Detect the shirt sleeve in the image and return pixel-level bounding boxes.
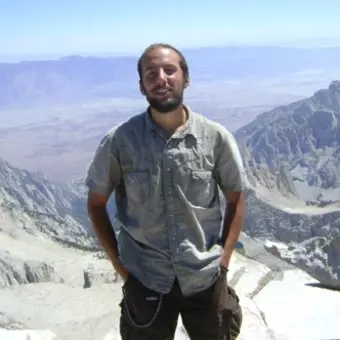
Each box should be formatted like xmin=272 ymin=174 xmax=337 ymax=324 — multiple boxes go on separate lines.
xmin=214 ymin=126 xmax=246 ymax=193
xmin=85 ymin=128 xmax=122 ymax=197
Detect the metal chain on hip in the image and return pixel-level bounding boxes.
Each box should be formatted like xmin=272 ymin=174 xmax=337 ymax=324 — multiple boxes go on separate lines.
xmin=122 ymin=285 xmax=163 ymax=329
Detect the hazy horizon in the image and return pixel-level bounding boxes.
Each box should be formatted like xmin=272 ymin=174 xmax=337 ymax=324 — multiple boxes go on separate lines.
xmin=1 ymin=39 xmax=340 ymax=63
xmin=2 ymin=0 xmax=340 ymax=62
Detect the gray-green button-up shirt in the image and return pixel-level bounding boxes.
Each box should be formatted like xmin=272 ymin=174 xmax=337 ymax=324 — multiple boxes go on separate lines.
xmin=85 ymin=106 xmax=245 ymax=296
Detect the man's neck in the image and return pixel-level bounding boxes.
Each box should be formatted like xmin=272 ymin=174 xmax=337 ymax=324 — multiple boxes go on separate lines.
xmin=149 ymin=105 xmax=188 ymax=136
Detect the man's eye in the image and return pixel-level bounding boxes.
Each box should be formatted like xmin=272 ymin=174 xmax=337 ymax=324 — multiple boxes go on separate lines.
xmin=146 ymin=72 xmax=156 ymax=78
xmin=165 ymin=68 xmax=176 ymax=75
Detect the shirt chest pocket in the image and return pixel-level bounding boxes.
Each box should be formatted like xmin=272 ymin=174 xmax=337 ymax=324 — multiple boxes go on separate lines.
xmin=125 ymin=169 xmax=151 ymax=205
xmin=176 ymin=167 xmax=216 ymax=207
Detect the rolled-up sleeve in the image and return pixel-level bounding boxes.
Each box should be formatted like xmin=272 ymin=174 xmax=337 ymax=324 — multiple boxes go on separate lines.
xmin=85 ymin=128 xmax=121 ymax=197
xmin=214 ymin=127 xmax=246 ymax=193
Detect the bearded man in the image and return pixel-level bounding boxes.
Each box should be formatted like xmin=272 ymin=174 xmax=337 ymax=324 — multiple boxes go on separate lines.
xmin=86 ymin=43 xmax=245 ymax=340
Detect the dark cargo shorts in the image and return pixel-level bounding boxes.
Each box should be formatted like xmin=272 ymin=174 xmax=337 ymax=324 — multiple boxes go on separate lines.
xmin=119 ymin=270 xmax=242 ymax=340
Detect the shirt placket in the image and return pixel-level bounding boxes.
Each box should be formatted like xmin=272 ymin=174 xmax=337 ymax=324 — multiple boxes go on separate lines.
xmin=162 ymin=140 xmax=178 ymax=259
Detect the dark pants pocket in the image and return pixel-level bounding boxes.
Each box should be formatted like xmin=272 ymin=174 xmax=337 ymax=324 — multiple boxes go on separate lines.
xmin=218 ymin=280 xmax=243 ymax=339
xmin=181 ymin=272 xmax=242 ymax=340
xmin=119 ymin=275 xmax=178 ymax=340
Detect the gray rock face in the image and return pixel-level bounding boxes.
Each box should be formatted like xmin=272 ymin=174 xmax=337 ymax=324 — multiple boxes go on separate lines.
xmin=265 ymin=235 xmax=340 ymax=289
xmin=238 ymin=141 xmax=298 ymax=199
xmin=236 ymin=80 xmax=340 ymax=203
xmin=244 ymin=190 xmax=340 ymax=242
xmin=0 ymin=313 xmax=27 ymax=330
xmin=242 ymin=189 xmax=340 ymax=287
xmin=83 ymin=261 xmax=121 ymax=288
xmin=231 ymin=81 xmax=340 ymax=289
xmin=0 ymin=157 xmax=98 ymax=250
xmin=0 ymin=251 xmax=63 ymax=288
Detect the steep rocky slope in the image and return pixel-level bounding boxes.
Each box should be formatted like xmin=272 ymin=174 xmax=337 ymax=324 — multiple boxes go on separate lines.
xmin=236 ymin=80 xmax=340 ymax=204
xmin=0 ymin=156 xmax=100 ymax=290
xmin=0 ymin=250 xmax=63 ymax=288
xmin=235 ymin=81 xmax=340 ymax=288
xmin=243 ymin=187 xmax=340 ymax=288
xmin=0 ymin=157 xmax=97 ymax=249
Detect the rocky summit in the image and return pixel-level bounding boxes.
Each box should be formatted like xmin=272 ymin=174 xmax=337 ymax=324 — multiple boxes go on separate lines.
xmin=1 ymin=248 xmax=340 ymax=340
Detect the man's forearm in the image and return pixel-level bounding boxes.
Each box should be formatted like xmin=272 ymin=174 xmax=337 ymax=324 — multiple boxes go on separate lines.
xmin=220 ymin=194 xmax=244 ymax=268
xmin=87 ymin=206 xmax=120 ymax=266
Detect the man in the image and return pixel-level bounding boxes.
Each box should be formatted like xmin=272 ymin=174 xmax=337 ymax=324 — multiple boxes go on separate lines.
xmin=85 ymin=43 xmax=245 ymax=340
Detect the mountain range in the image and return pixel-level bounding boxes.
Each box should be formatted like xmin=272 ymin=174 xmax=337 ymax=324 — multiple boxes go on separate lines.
xmin=1 ymin=46 xmax=340 ymax=110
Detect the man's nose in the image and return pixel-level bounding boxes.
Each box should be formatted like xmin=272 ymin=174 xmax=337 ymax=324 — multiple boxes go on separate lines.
xmin=155 ymin=69 xmax=167 ymax=84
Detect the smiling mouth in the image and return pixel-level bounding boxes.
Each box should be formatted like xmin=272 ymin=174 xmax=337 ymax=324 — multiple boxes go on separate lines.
xmin=154 ymin=88 xmax=171 ymax=95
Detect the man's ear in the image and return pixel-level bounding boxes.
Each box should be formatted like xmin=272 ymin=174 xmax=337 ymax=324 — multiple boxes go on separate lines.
xmin=184 ymin=76 xmax=190 ymax=88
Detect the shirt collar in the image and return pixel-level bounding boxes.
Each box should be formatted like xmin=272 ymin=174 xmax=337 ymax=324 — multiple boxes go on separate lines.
xmin=145 ymin=105 xmax=198 ymax=139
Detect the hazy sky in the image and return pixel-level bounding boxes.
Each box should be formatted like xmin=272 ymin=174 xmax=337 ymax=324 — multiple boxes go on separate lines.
xmin=1 ymin=0 xmax=340 ymax=58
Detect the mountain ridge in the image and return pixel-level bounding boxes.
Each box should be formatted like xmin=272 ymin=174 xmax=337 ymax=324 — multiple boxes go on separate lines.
xmin=0 ymin=156 xmax=97 ymax=250
xmin=235 ymin=80 xmax=340 ymax=204
xmin=234 ymin=80 xmax=340 ymax=288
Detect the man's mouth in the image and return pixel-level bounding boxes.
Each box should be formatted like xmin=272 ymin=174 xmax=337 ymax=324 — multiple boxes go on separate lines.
xmin=154 ymin=88 xmax=170 ymax=95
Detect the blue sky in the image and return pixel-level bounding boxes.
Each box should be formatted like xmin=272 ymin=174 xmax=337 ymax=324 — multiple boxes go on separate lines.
xmin=1 ymin=0 xmax=340 ymax=59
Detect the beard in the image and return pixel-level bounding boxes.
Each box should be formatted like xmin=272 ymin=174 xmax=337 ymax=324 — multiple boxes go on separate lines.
xmin=145 ymin=90 xmax=184 ymax=113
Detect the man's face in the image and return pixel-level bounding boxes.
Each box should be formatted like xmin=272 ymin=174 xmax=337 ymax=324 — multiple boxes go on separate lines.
xmin=139 ymin=47 xmax=188 ymax=113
